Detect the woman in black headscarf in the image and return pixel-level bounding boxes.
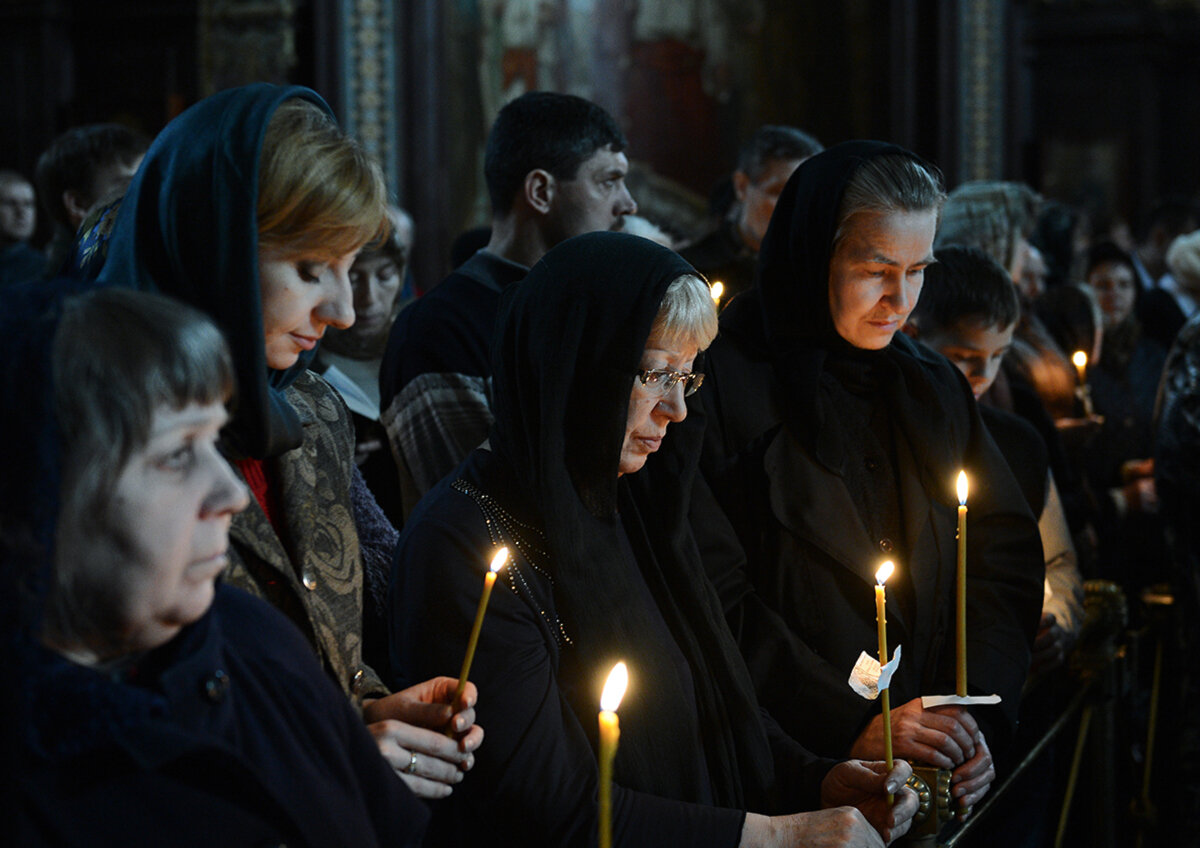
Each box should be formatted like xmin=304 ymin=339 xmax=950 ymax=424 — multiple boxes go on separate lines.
xmin=90 ymin=83 xmax=480 ymax=796
xmin=3 ymin=284 xmax=427 ymax=845
xmin=1078 ymin=241 xmax=1168 ymax=588
xmin=392 ymin=231 xmax=916 ymax=847
xmin=698 ymin=142 xmax=1044 ymax=813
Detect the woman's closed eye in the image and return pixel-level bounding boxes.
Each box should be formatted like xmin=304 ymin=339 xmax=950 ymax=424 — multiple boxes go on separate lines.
xmin=296 ymin=261 xmax=326 ymax=283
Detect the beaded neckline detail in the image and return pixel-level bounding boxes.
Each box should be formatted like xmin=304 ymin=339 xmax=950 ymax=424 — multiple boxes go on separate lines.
xmin=451 ymin=478 xmax=573 ymax=647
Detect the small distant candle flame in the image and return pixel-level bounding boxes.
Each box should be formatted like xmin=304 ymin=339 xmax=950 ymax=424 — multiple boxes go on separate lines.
xmin=957 ymin=470 xmax=969 ymax=506
xmin=489 ymin=547 xmax=509 ymax=573
xmin=600 ymin=661 xmax=628 ymax=712
xmin=1072 ymin=350 xmax=1088 ymax=369
xmin=876 ymin=560 xmax=894 ymax=585
xmin=710 ymin=281 xmax=724 ymax=303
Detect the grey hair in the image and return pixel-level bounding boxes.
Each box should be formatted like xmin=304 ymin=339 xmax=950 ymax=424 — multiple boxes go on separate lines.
xmin=934 ymin=181 xmax=1041 ymax=276
xmin=1166 ymin=229 xmax=1200 ymax=290
xmin=736 ymin=125 xmax=824 ymax=181
xmin=834 ymin=154 xmax=947 ymax=249
xmin=650 ymin=274 xmax=718 ymax=351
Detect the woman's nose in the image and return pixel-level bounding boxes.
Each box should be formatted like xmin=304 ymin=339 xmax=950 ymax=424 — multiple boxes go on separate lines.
xmin=655 ymin=383 xmax=688 ymax=423
xmin=320 ymin=270 xmax=356 ymax=329
xmin=204 ymin=456 xmax=250 ymax=517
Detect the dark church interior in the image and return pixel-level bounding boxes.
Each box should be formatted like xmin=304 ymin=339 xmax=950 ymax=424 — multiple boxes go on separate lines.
xmin=5 ymin=1 xmax=1200 ymax=846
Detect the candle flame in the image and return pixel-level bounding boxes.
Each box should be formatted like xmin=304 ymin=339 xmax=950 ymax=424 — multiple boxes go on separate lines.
xmin=710 ymin=281 xmax=724 ymax=303
xmin=489 ymin=547 xmax=509 ymax=573
xmin=600 ymin=661 xmax=628 ymax=712
xmin=876 ymin=560 xmax=894 ymax=585
xmin=1072 ymin=350 xmax=1088 ymax=369
xmin=956 ymin=470 xmax=969 ymax=505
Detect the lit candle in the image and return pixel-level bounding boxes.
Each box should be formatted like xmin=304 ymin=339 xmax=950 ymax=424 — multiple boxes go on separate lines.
xmin=956 ymin=471 xmax=969 ymax=697
xmin=599 ymin=661 xmax=628 ymax=848
xmin=709 ymin=280 xmax=724 ymax=305
xmin=875 ymin=560 xmax=895 ymax=806
xmin=452 ymin=547 xmax=509 ymax=709
xmin=1072 ymin=350 xmax=1088 ymax=385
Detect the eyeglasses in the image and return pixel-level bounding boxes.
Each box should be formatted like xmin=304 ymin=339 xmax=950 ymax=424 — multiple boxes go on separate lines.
xmin=635 ymin=368 xmax=705 ymax=397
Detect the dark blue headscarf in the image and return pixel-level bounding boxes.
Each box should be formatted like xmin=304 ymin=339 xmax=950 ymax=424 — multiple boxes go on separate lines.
xmin=98 ymin=83 xmax=332 ymax=459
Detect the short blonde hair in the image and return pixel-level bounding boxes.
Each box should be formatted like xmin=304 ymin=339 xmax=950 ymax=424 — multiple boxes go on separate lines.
xmin=257 ymin=99 xmax=388 ymax=259
xmin=650 ymin=274 xmax=718 ymax=351
xmin=1166 ymin=230 xmax=1200 ymax=291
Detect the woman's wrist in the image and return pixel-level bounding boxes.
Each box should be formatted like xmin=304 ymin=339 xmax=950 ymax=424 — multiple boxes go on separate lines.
xmin=739 ymin=812 xmax=776 ymax=848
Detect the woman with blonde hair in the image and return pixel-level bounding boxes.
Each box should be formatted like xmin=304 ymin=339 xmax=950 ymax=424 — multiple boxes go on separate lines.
xmin=393 ymin=232 xmax=915 ymax=846
xmin=91 ymin=83 xmax=481 ymax=797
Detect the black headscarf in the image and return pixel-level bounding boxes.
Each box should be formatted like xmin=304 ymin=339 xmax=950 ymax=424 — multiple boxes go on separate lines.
xmin=720 ymin=140 xmax=957 ymax=479
xmin=97 ymin=83 xmax=330 ymax=459
xmin=489 ymin=231 xmax=774 ymax=808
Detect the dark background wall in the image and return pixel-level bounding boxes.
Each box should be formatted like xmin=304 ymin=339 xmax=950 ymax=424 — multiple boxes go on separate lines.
xmin=3 ymin=0 xmax=1199 ymax=284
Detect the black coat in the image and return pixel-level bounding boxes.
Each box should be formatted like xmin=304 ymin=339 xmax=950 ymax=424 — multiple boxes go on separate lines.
xmin=19 ymin=585 xmax=428 ymax=847
xmin=699 ymin=327 xmax=1044 ymax=758
xmin=390 ymin=233 xmax=837 ymax=846
xmin=696 ymin=142 xmax=1043 ymax=760
xmin=391 ymin=451 xmax=754 ymax=848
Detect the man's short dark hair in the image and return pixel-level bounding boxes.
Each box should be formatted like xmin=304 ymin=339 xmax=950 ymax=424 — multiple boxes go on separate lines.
xmin=912 ymin=244 xmax=1020 ymax=332
xmin=484 ymin=92 xmax=626 ymax=216
xmin=1085 ymin=239 xmax=1135 ymax=278
xmin=735 ymin=125 xmax=823 ymax=181
xmin=35 ymin=123 xmax=150 ymax=230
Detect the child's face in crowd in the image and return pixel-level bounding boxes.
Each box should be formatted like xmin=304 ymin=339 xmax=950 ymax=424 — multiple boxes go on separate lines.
xmin=922 ymin=319 xmax=1016 ymax=399
xmin=1086 ymin=260 xmax=1137 ymax=330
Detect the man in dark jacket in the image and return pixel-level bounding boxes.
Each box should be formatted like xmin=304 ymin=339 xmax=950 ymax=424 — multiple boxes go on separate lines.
xmin=681 ymin=125 xmax=821 ymax=307
xmin=379 ymin=92 xmax=637 ymax=518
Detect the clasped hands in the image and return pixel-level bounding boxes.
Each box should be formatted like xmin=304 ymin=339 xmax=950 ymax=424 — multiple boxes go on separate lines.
xmin=363 ymin=676 xmax=485 ymax=798
xmin=849 ymin=698 xmax=994 ymax=816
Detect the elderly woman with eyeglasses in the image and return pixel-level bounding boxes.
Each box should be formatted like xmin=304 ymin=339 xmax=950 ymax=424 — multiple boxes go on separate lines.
xmin=391 ymin=231 xmax=917 ymax=848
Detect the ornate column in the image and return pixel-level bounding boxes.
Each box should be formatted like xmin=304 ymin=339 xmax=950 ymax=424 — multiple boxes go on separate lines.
xmin=336 ymin=0 xmax=401 ymax=199
xmin=955 ymin=0 xmax=1007 ymax=182
xmin=199 ymin=0 xmax=298 ymax=95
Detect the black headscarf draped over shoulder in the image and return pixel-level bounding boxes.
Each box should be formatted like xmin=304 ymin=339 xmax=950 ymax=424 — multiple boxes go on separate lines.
xmin=720 ymin=140 xmax=954 ymax=475
xmin=489 ymin=231 xmax=775 ymax=809
xmin=97 ymin=83 xmax=331 ymax=459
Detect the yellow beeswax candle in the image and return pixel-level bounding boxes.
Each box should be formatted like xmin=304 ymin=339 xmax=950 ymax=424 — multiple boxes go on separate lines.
xmin=1072 ymin=350 xmax=1088 ymax=385
xmin=452 ymin=547 xmax=509 ymax=709
xmin=875 ymin=560 xmax=895 ymax=806
xmin=599 ymin=661 xmax=628 ymax=848
xmin=956 ymin=471 xmax=969 ymax=697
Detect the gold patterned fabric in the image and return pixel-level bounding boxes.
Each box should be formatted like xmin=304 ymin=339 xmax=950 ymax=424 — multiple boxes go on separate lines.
xmin=224 ymin=370 xmax=388 ymax=707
